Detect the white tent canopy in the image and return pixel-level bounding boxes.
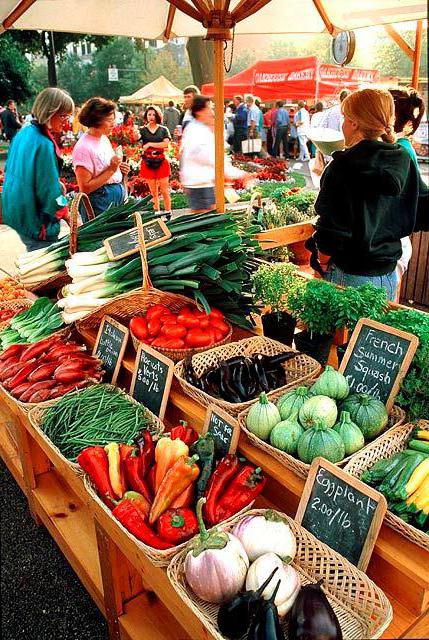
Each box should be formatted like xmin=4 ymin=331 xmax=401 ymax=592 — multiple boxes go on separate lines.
xmin=119 ymin=76 xmax=183 ymax=105
xmin=0 ymin=0 xmax=426 ymax=37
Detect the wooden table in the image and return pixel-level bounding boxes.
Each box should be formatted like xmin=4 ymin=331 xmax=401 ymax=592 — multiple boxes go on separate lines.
xmin=1 ymin=327 xmax=428 ymax=640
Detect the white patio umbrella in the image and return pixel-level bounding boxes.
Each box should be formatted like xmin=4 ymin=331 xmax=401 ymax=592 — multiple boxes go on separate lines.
xmin=120 ymin=76 xmax=184 ymax=105
xmin=1 ymin=0 xmax=426 ymax=210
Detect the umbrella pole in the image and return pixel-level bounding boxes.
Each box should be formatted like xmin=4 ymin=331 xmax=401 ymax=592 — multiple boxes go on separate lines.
xmin=214 ymin=39 xmax=225 ymax=213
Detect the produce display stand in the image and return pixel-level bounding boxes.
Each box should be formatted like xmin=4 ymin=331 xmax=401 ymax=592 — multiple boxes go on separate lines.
xmin=1 ymin=318 xmax=428 ymax=640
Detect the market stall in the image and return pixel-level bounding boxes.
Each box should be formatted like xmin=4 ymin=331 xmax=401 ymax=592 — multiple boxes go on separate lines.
xmin=119 ymin=76 xmax=184 ymax=106
xmin=201 ymin=56 xmax=380 ymax=101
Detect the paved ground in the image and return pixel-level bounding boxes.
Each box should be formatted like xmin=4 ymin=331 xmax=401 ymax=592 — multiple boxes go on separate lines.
xmin=0 ymin=461 xmax=108 ymax=640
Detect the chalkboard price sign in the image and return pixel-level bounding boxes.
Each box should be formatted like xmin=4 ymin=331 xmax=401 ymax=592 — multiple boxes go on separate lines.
xmin=130 ymin=344 xmax=173 ymax=420
xmin=339 ymin=318 xmax=418 ymax=411
xmin=296 ymin=458 xmax=387 ymax=570
xmin=104 ymin=219 xmax=171 ymax=261
xmin=93 ymin=316 xmax=129 ymax=384
xmin=202 ymin=404 xmax=240 ymax=459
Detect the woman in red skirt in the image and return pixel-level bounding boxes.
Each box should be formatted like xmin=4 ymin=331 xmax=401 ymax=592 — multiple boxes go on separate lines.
xmin=139 ymin=105 xmax=172 ymax=218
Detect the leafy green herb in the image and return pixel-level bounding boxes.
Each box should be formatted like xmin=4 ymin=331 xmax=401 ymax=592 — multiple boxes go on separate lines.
xmin=252 ymin=262 xmax=302 ymax=313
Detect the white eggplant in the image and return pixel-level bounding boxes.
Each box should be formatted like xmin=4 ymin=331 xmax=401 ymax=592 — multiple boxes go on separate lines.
xmin=232 ymin=510 xmax=297 ymax=562
xmin=245 ymin=552 xmax=300 ymax=616
xmin=184 ymin=499 xmax=249 ymax=604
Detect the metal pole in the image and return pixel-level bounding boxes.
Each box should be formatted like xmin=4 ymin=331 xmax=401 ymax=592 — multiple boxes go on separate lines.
xmin=214 ymin=40 xmax=225 ymax=212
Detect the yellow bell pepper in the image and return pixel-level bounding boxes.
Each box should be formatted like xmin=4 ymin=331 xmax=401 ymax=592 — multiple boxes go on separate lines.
xmin=154 ymin=436 xmax=189 ymax=491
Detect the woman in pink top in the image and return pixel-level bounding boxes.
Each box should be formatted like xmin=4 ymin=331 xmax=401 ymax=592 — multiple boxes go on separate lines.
xmin=72 ymin=97 xmax=129 ymax=218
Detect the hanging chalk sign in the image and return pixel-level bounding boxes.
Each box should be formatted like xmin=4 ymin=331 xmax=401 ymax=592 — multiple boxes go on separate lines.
xmin=93 ymin=316 xmax=129 ymax=384
xmin=202 ymin=404 xmax=240 ymax=459
xmin=104 ymin=219 xmax=171 ymax=261
xmin=296 ymin=458 xmax=387 ymax=570
xmin=339 ymin=318 xmax=418 ymax=411
xmin=130 ymin=344 xmax=174 ymax=420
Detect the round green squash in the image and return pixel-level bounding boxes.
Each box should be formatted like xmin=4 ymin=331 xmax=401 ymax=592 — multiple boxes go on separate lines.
xmin=333 ymin=411 xmax=365 ymax=455
xmin=246 ymin=392 xmax=281 ymax=441
xmin=269 ymin=412 xmax=304 ymax=454
xmin=298 ymin=395 xmax=338 ymax=430
xmin=339 ymin=393 xmax=388 ymax=440
xmin=277 ymin=386 xmax=312 ymax=421
xmin=297 ymin=422 xmax=345 ymax=464
xmin=310 ymin=366 xmax=349 ymax=400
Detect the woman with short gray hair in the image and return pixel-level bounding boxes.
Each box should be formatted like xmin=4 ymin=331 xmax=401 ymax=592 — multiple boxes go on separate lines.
xmin=2 ymin=87 xmax=74 ymax=251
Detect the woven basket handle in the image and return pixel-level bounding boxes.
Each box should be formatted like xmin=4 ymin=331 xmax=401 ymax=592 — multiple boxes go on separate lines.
xmin=134 ymin=212 xmax=152 ymax=290
xmin=69 ymin=193 xmax=95 ymax=255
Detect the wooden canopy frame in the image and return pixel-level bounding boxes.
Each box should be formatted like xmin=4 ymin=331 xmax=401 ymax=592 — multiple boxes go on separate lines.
xmin=1 ymin=0 xmax=426 ymax=211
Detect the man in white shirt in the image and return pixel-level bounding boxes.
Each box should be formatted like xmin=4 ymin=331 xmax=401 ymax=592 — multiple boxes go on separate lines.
xmin=246 ymin=95 xmax=260 ymax=137
xmin=180 ymin=96 xmax=250 ymax=213
xmin=294 ymin=100 xmax=310 ymax=161
xmin=321 ymin=89 xmax=350 ymax=132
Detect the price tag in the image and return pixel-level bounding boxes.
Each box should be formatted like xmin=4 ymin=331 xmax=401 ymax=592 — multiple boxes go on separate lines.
xmin=130 ymin=343 xmax=174 ymax=420
xmin=93 ymin=316 xmax=129 ymax=384
xmin=296 ymin=458 xmax=387 ymax=570
xmin=202 ymin=404 xmax=240 ymax=459
xmin=104 ymin=219 xmax=171 ymax=261
xmin=339 ymin=318 xmax=418 ymax=411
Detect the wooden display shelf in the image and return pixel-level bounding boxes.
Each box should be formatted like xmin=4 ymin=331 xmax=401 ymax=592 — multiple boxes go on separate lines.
xmin=1 ymin=379 xmax=428 ymax=638
xmin=255 ymin=220 xmax=314 ymax=250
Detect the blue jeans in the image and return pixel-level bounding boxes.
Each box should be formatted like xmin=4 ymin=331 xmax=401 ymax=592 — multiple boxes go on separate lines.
xmin=324 ymin=264 xmax=398 ymax=301
xmin=82 ymin=183 xmax=125 ymax=221
xmin=20 ymin=235 xmax=56 ymax=252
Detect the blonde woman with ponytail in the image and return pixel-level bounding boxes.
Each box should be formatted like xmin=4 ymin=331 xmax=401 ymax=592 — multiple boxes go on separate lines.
xmin=314 ymin=88 xmax=428 ymax=301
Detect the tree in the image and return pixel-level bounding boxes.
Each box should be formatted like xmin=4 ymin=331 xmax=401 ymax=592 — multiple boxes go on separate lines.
xmin=0 ymin=34 xmax=32 ymax=103
xmin=10 ymin=30 xmax=113 ymax=86
xmin=186 ymin=37 xmax=213 ymax=87
xmin=373 ymin=30 xmax=427 ymax=79
xmin=268 ymin=34 xmax=331 ymax=63
xmin=89 ymin=37 xmax=147 ymax=100
xmin=227 ymin=49 xmax=257 ymax=77
xmin=57 ymin=55 xmax=95 ymax=105
xmin=142 ymin=47 xmax=193 ymax=88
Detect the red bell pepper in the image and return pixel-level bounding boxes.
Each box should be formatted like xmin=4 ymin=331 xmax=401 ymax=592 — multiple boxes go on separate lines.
xmin=169 ymin=421 xmax=199 ymax=447
xmin=135 ymin=430 xmax=155 ymax=478
xmin=112 ymin=501 xmax=172 ymax=549
xmin=204 ymin=454 xmax=240 ymax=525
xmin=122 ymin=448 xmax=151 ymax=502
xmin=156 ymin=508 xmax=199 ymax=544
xmin=213 ymin=465 xmax=266 ymax=524
xmin=147 ymin=464 xmax=157 ymax=495
xmin=77 ymin=446 xmax=115 ymax=506
xmin=121 ymin=490 xmax=150 ymax=519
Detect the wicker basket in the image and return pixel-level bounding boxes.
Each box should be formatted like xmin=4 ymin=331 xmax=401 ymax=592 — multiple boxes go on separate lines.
xmin=174 ymin=336 xmax=321 ymax=417
xmin=344 ymin=421 xmax=429 ymax=552
xmin=0 ymin=298 xmax=34 ymax=331
xmin=167 ymin=508 xmax=393 ymax=640
xmin=24 ymin=193 xmax=95 ymax=294
xmin=27 ymin=384 xmax=165 ymax=473
xmin=238 ymin=380 xmax=406 ymax=479
xmin=77 ymin=212 xmax=213 ymax=343
xmin=130 ymin=324 xmax=234 ymax=363
xmin=84 ymin=476 xmax=254 ymax=568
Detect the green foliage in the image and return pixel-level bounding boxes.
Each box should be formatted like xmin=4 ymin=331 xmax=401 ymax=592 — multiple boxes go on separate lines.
xmin=276 ymin=189 xmax=317 ymax=214
xmin=287 ymin=279 xmax=342 ymax=335
xmin=373 ymin=30 xmax=427 ymax=78
xmin=88 ymin=37 xmax=146 ymax=100
xmin=381 ymin=308 xmax=429 ymax=420
xmin=252 ymin=262 xmax=301 ymax=312
xmin=269 ymin=34 xmax=331 ymax=64
xmin=336 ymin=284 xmax=388 ymax=331
xmin=57 ymin=55 xmax=95 ymax=105
xmin=0 ymin=34 xmax=32 ymax=103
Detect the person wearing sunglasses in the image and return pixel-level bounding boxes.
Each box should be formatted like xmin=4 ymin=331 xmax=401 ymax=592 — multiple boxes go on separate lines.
xmin=2 ymin=87 xmax=74 ymax=252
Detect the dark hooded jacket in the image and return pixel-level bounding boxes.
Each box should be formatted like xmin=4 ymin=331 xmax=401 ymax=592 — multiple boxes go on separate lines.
xmin=314 ymin=140 xmax=428 ymax=276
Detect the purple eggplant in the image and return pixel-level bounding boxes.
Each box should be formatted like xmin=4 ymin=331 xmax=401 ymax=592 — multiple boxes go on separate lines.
xmin=288 ymin=579 xmax=342 ymax=640
xmin=247 ymin=579 xmax=285 ymax=640
xmin=217 ymin=568 xmax=279 ymax=639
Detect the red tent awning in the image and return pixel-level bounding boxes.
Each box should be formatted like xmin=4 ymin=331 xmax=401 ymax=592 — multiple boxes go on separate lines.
xmin=202 ymin=56 xmax=380 ymax=101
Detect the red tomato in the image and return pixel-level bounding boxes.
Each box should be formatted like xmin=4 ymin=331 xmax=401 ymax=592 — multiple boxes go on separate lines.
xmin=185 ymin=329 xmax=212 ymax=348
xmin=151 ymin=337 xmax=170 ymax=348
xmin=214 ymin=329 xmax=225 ymax=342
xmin=161 ymin=323 xmax=187 ymax=339
xmin=164 ymin=339 xmax=185 ymax=349
xmin=199 ymin=318 xmax=210 ymax=329
xmin=208 ymin=308 xmax=224 ymax=320
xmin=159 ymin=311 xmax=174 ymax=324
xmin=129 ymin=317 xmax=148 ymax=341
xmin=146 ymin=304 xmax=171 ymax=323
xmin=177 ymin=312 xmax=200 ymax=328
xmin=209 ymin=319 xmax=230 ymax=336
xmin=147 ymin=318 xmax=162 ymax=337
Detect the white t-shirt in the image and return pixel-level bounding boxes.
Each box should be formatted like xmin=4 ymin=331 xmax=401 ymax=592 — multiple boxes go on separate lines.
xmin=72 ymin=133 xmax=122 ymax=184
xmin=180 ymin=120 xmax=243 ymax=188
xmin=321 ymin=104 xmax=343 ymax=132
xmin=310 ymin=111 xmax=325 ymax=128
xmin=247 ymin=104 xmax=260 ymax=127
xmin=295 ymin=108 xmax=310 ymax=136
